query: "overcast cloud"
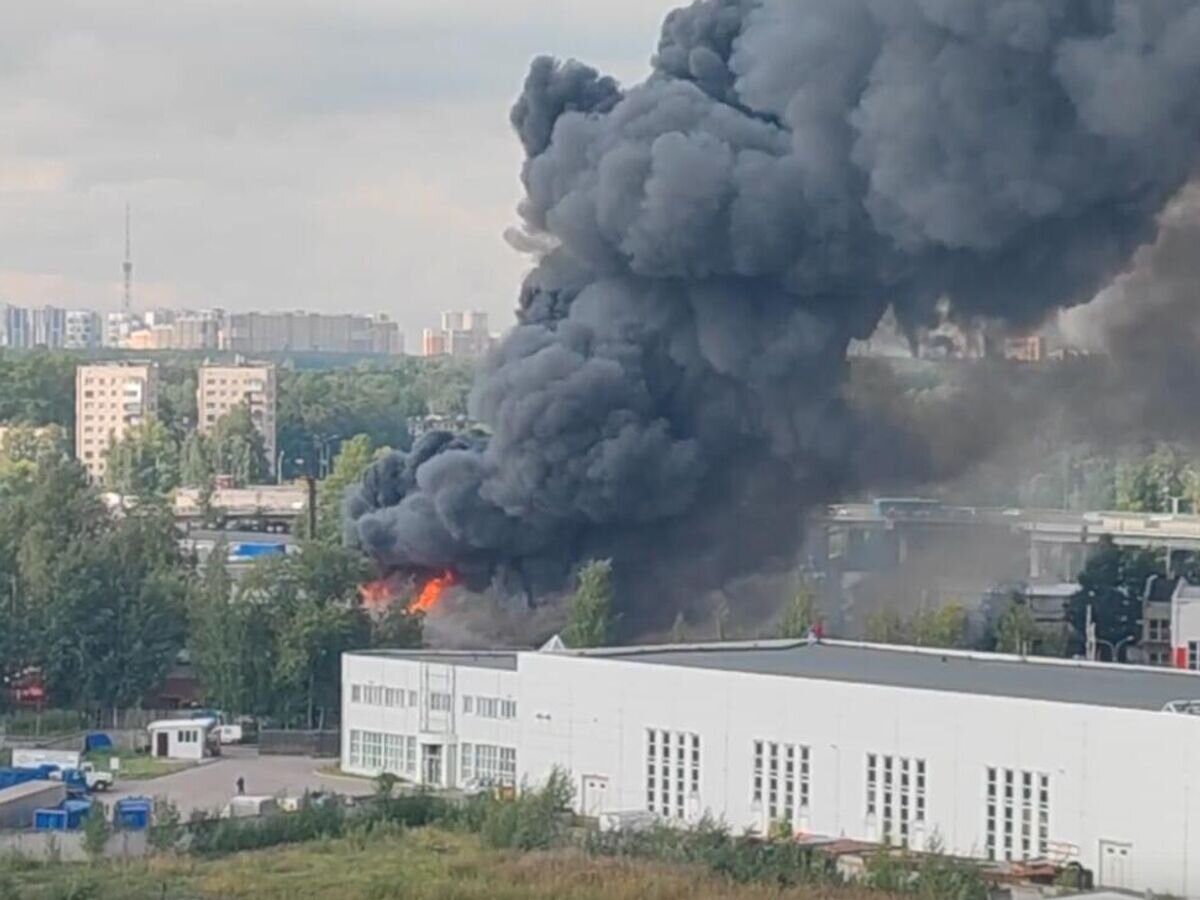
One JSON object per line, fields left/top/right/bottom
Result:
{"left": 0, "top": 0, "right": 676, "bottom": 342}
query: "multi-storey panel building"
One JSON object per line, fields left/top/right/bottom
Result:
{"left": 74, "top": 362, "right": 160, "bottom": 481}
{"left": 196, "top": 361, "right": 277, "bottom": 473}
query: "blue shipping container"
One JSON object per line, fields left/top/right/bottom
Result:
{"left": 114, "top": 796, "right": 151, "bottom": 830}
{"left": 84, "top": 732, "right": 114, "bottom": 753}
{"left": 228, "top": 542, "right": 285, "bottom": 561}
{"left": 33, "top": 800, "right": 91, "bottom": 831}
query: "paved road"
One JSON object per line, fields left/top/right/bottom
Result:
{"left": 107, "top": 747, "right": 371, "bottom": 816}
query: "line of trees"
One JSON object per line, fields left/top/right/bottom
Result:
{"left": 0, "top": 433, "right": 424, "bottom": 726}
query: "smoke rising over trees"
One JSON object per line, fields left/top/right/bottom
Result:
{"left": 347, "top": 0, "right": 1200, "bottom": 629}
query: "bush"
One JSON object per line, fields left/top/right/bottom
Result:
{"left": 81, "top": 802, "right": 110, "bottom": 861}
{"left": 863, "top": 843, "right": 988, "bottom": 900}
{"left": 585, "top": 817, "right": 832, "bottom": 889}
{"left": 455, "top": 770, "right": 574, "bottom": 852}
{"left": 148, "top": 797, "right": 183, "bottom": 852}
{"left": 189, "top": 799, "right": 348, "bottom": 857}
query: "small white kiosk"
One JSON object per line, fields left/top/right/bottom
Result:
{"left": 147, "top": 717, "right": 217, "bottom": 761}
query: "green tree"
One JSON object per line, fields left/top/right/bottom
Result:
{"left": 38, "top": 507, "right": 188, "bottom": 715}
{"left": 778, "top": 578, "right": 818, "bottom": 639}
{"left": 104, "top": 420, "right": 181, "bottom": 496}
{"left": 994, "top": 598, "right": 1040, "bottom": 655}
{"left": 1115, "top": 444, "right": 1197, "bottom": 513}
{"left": 81, "top": 801, "right": 111, "bottom": 860}
{"left": 179, "top": 431, "right": 214, "bottom": 488}
{"left": 158, "top": 365, "right": 198, "bottom": 438}
{"left": 864, "top": 607, "right": 907, "bottom": 644}
{"left": 910, "top": 604, "right": 968, "bottom": 648}
{"left": 209, "top": 404, "right": 268, "bottom": 486}
{"left": 187, "top": 538, "right": 250, "bottom": 714}
{"left": 316, "top": 434, "right": 375, "bottom": 544}
{"left": 562, "top": 559, "right": 615, "bottom": 649}
{"left": 0, "top": 424, "right": 68, "bottom": 464}
{"left": 0, "top": 350, "right": 76, "bottom": 428}
{"left": 276, "top": 366, "right": 420, "bottom": 480}
{"left": 1069, "top": 534, "right": 1160, "bottom": 660}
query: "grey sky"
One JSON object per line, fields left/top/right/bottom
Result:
{"left": 0, "top": 0, "right": 677, "bottom": 343}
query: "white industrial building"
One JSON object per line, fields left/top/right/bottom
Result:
{"left": 342, "top": 639, "right": 1200, "bottom": 896}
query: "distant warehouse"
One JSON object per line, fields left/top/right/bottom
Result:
{"left": 341, "top": 639, "right": 1200, "bottom": 896}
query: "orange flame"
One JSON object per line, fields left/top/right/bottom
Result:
{"left": 411, "top": 570, "right": 456, "bottom": 613}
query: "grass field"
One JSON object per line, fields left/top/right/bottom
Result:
{"left": 84, "top": 749, "right": 192, "bottom": 781}
{"left": 0, "top": 827, "right": 896, "bottom": 900}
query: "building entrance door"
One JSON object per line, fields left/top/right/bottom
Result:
{"left": 1098, "top": 840, "right": 1134, "bottom": 890}
{"left": 581, "top": 775, "right": 609, "bottom": 817}
{"left": 423, "top": 744, "right": 443, "bottom": 787}
{"left": 155, "top": 732, "right": 168, "bottom": 758}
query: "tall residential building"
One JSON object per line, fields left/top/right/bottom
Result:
{"left": 222, "top": 312, "right": 403, "bottom": 355}
{"left": 64, "top": 311, "right": 102, "bottom": 349}
{"left": 421, "top": 328, "right": 447, "bottom": 357}
{"left": 197, "top": 361, "right": 277, "bottom": 474}
{"left": 74, "top": 362, "right": 160, "bottom": 481}
{"left": 30, "top": 306, "right": 66, "bottom": 347}
{"left": 422, "top": 310, "right": 494, "bottom": 358}
{"left": 103, "top": 311, "right": 141, "bottom": 348}
{"left": 172, "top": 313, "right": 222, "bottom": 350}
{"left": 1, "top": 304, "right": 30, "bottom": 348}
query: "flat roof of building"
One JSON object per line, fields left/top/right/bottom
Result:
{"left": 352, "top": 649, "right": 518, "bottom": 672}
{"left": 584, "top": 640, "right": 1200, "bottom": 712}
{"left": 0, "top": 780, "right": 62, "bottom": 802}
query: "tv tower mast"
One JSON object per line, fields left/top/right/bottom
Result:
{"left": 122, "top": 203, "right": 133, "bottom": 315}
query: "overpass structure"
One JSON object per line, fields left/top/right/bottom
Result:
{"left": 173, "top": 485, "right": 306, "bottom": 534}
{"left": 819, "top": 501, "right": 1200, "bottom": 583}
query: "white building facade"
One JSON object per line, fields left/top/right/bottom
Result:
{"left": 341, "top": 640, "right": 1200, "bottom": 897}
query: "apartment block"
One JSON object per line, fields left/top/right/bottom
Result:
{"left": 421, "top": 310, "right": 494, "bottom": 358}
{"left": 196, "top": 361, "right": 277, "bottom": 473}
{"left": 65, "top": 311, "right": 102, "bottom": 349}
{"left": 222, "top": 312, "right": 402, "bottom": 355}
{"left": 74, "top": 362, "right": 160, "bottom": 481}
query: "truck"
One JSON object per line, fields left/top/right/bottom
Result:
{"left": 56, "top": 762, "right": 115, "bottom": 793}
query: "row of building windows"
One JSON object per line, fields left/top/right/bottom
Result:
{"left": 1188, "top": 641, "right": 1200, "bottom": 670}
{"left": 460, "top": 742, "right": 517, "bottom": 786}
{"left": 349, "top": 683, "right": 418, "bottom": 708}
{"left": 645, "top": 729, "right": 701, "bottom": 821}
{"left": 752, "top": 740, "right": 810, "bottom": 824}
{"left": 866, "top": 753, "right": 926, "bottom": 847}
{"left": 986, "top": 767, "right": 1050, "bottom": 862}
{"left": 347, "top": 729, "right": 418, "bottom": 776}
{"left": 462, "top": 695, "right": 517, "bottom": 719}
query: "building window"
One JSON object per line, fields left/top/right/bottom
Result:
{"left": 751, "top": 739, "right": 810, "bottom": 827}
{"left": 463, "top": 696, "right": 474, "bottom": 714}
{"left": 1189, "top": 642, "right": 1200, "bottom": 671}
{"left": 383, "top": 733, "right": 404, "bottom": 773}
{"left": 351, "top": 684, "right": 361, "bottom": 703}
{"left": 429, "top": 692, "right": 452, "bottom": 712}
{"left": 866, "top": 753, "right": 925, "bottom": 848}
{"left": 752, "top": 741, "right": 764, "bottom": 805}
{"left": 463, "top": 742, "right": 517, "bottom": 787}
{"left": 646, "top": 728, "right": 700, "bottom": 821}
{"left": 408, "top": 690, "right": 417, "bottom": 707}
{"left": 986, "top": 767, "right": 1049, "bottom": 862}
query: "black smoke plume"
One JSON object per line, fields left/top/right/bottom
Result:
{"left": 347, "top": 0, "right": 1200, "bottom": 630}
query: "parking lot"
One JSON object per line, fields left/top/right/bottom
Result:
{"left": 108, "top": 747, "right": 371, "bottom": 816}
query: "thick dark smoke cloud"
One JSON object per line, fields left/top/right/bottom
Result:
{"left": 348, "top": 0, "right": 1200, "bottom": 629}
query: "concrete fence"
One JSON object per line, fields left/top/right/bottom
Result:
{"left": 259, "top": 730, "right": 339, "bottom": 757}
{"left": 0, "top": 829, "right": 148, "bottom": 862}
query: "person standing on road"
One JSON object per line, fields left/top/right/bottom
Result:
{"left": 236, "top": 776, "right": 245, "bottom": 795}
